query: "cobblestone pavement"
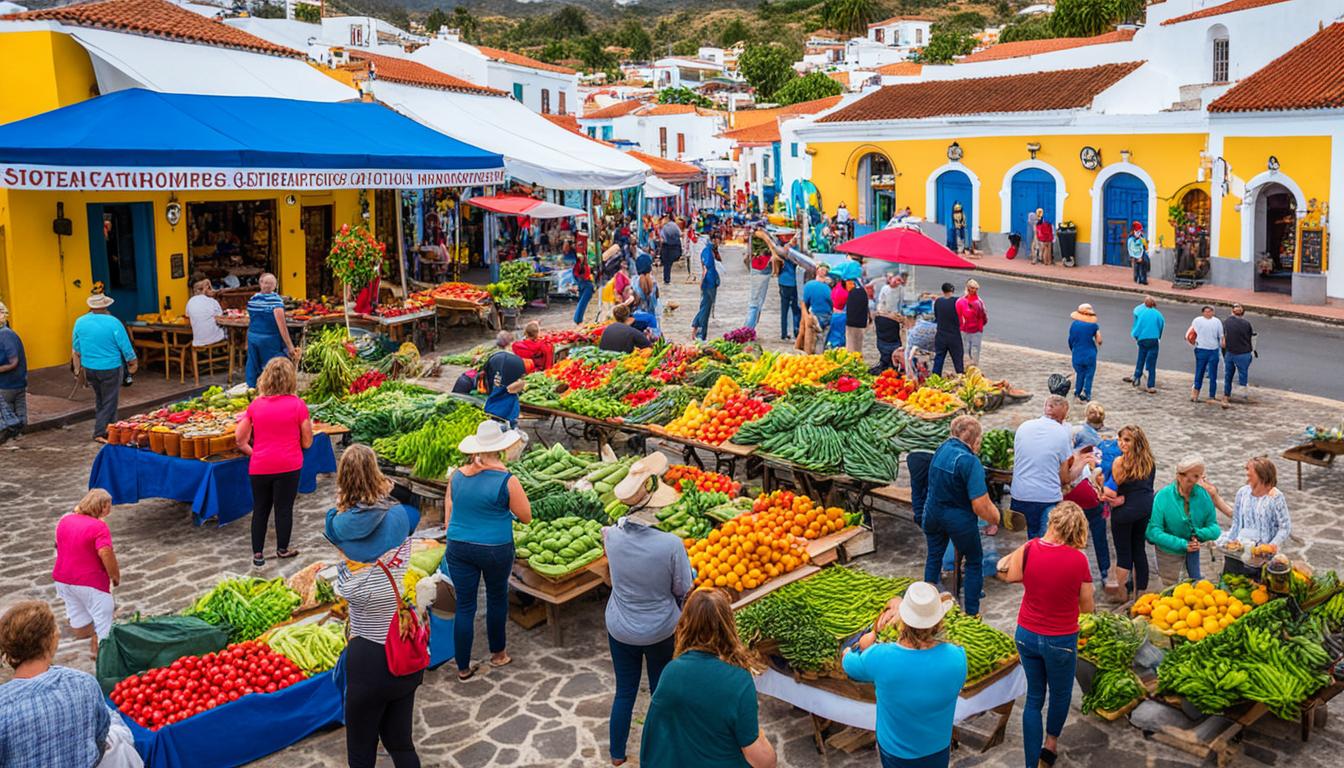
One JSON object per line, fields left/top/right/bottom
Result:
{"left": 3, "top": 244, "right": 1343, "bottom": 767}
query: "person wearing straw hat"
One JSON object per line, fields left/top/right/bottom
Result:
{"left": 71, "top": 286, "right": 137, "bottom": 441}
{"left": 0, "top": 300, "right": 26, "bottom": 444}
{"left": 842, "top": 582, "right": 966, "bottom": 768}
{"left": 1066, "top": 304, "right": 1102, "bottom": 402}
{"left": 604, "top": 452, "right": 692, "bottom": 766}
{"left": 443, "top": 421, "right": 532, "bottom": 681}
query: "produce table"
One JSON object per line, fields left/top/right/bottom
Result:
{"left": 645, "top": 429, "right": 756, "bottom": 477}
{"left": 435, "top": 295, "right": 498, "bottom": 330}
{"left": 730, "top": 526, "right": 871, "bottom": 610}
{"left": 1282, "top": 440, "right": 1343, "bottom": 490}
{"left": 521, "top": 403, "right": 650, "bottom": 453}
{"left": 358, "top": 308, "right": 437, "bottom": 346}
{"left": 89, "top": 433, "right": 337, "bottom": 525}
{"left": 507, "top": 558, "right": 610, "bottom": 646}
{"left": 754, "top": 662, "right": 1025, "bottom": 754}
{"left": 118, "top": 663, "right": 345, "bottom": 768}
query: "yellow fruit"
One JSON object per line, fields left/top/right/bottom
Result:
{"left": 1187, "top": 610, "right": 1203, "bottom": 627}
{"left": 1177, "top": 606, "right": 1191, "bottom": 620}
{"left": 1203, "top": 618, "right": 1220, "bottom": 633}
{"left": 1213, "top": 591, "right": 1229, "bottom": 606}
{"left": 1172, "top": 620, "right": 1187, "bottom": 631}
{"left": 1196, "top": 580, "right": 1215, "bottom": 594}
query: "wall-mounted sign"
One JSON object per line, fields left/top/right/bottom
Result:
{"left": 164, "top": 201, "right": 181, "bottom": 226}
{"left": 1079, "top": 146, "right": 1101, "bottom": 171}
{"left": 170, "top": 253, "right": 185, "bottom": 280}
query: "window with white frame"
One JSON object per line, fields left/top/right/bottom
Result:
{"left": 1212, "top": 37, "right": 1229, "bottom": 83}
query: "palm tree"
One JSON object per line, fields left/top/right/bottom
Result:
{"left": 823, "top": 0, "right": 881, "bottom": 38}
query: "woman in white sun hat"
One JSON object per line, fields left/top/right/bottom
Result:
{"left": 842, "top": 581, "right": 967, "bottom": 768}
{"left": 604, "top": 451, "right": 693, "bottom": 766}
{"left": 443, "top": 420, "right": 531, "bottom": 681}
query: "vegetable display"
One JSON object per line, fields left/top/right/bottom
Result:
{"left": 1077, "top": 612, "right": 1147, "bottom": 714}
{"left": 110, "top": 641, "right": 307, "bottom": 731}
{"left": 530, "top": 490, "right": 609, "bottom": 524}
{"left": 185, "top": 578, "right": 301, "bottom": 643}
{"left": 514, "top": 517, "right": 606, "bottom": 577}
{"left": 300, "top": 327, "right": 360, "bottom": 402}
{"left": 370, "top": 403, "right": 487, "bottom": 479}
{"left": 939, "top": 608, "right": 1019, "bottom": 682}
{"left": 663, "top": 465, "right": 741, "bottom": 496}
{"left": 655, "top": 481, "right": 730, "bottom": 539}
{"left": 979, "top": 428, "right": 1014, "bottom": 470}
{"left": 903, "top": 387, "right": 963, "bottom": 415}
{"left": 1082, "top": 669, "right": 1146, "bottom": 715}
{"left": 734, "top": 389, "right": 905, "bottom": 482}
{"left": 266, "top": 622, "right": 347, "bottom": 675}
{"left": 873, "top": 369, "right": 917, "bottom": 402}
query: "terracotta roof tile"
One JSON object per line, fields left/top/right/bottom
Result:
{"left": 584, "top": 99, "right": 648, "bottom": 119}
{"left": 540, "top": 112, "right": 581, "bottom": 132}
{"left": 729, "top": 95, "right": 842, "bottom": 129}
{"left": 817, "top": 62, "right": 1143, "bottom": 122}
{"left": 4, "top": 0, "right": 301, "bottom": 57}
{"left": 627, "top": 150, "right": 702, "bottom": 182}
{"left": 780, "top": 95, "right": 844, "bottom": 114}
{"left": 867, "top": 15, "right": 934, "bottom": 27}
{"left": 583, "top": 100, "right": 722, "bottom": 119}
{"left": 352, "top": 50, "right": 505, "bottom": 96}
{"left": 474, "top": 45, "right": 576, "bottom": 75}
{"left": 1162, "top": 0, "right": 1290, "bottom": 25}
{"left": 957, "top": 29, "right": 1135, "bottom": 63}
{"left": 876, "top": 62, "right": 923, "bottom": 76}
{"left": 1209, "top": 22, "right": 1344, "bottom": 112}
{"left": 721, "top": 121, "right": 780, "bottom": 144}
{"left": 827, "top": 71, "right": 850, "bottom": 87}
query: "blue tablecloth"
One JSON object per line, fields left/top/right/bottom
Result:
{"left": 119, "top": 664, "right": 345, "bottom": 768}
{"left": 89, "top": 433, "right": 337, "bottom": 525}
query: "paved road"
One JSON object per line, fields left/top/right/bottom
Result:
{"left": 915, "top": 268, "right": 1344, "bottom": 400}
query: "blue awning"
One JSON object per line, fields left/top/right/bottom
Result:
{"left": 0, "top": 89, "right": 505, "bottom": 190}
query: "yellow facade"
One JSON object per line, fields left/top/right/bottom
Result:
{"left": 808, "top": 133, "right": 1209, "bottom": 248}
{"left": 0, "top": 31, "right": 99, "bottom": 125}
{"left": 1217, "top": 135, "right": 1332, "bottom": 259}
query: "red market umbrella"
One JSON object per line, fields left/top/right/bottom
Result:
{"left": 836, "top": 225, "right": 976, "bottom": 269}
{"left": 465, "top": 194, "right": 586, "bottom": 219}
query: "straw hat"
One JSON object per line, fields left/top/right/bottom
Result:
{"left": 1070, "top": 303, "right": 1097, "bottom": 322}
{"left": 458, "top": 420, "right": 523, "bottom": 455}
{"left": 899, "top": 582, "right": 954, "bottom": 629}
{"left": 614, "top": 453, "right": 679, "bottom": 509}
{"left": 87, "top": 289, "right": 115, "bottom": 309}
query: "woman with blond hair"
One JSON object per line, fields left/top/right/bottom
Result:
{"left": 52, "top": 488, "right": 120, "bottom": 659}
{"left": 1104, "top": 424, "right": 1157, "bottom": 600}
{"left": 640, "top": 589, "right": 776, "bottom": 768}
{"left": 324, "top": 444, "right": 422, "bottom": 768}
{"left": 998, "top": 501, "right": 1095, "bottom": 768}
{"left": 236, "top": 356, "right": 313, "bottom": 567}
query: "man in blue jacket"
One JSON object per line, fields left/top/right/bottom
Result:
{"left": 691, "top": 232, "right": 721, "bottom": 341}
{"left": 1125, "top": 295, "right": 1165, "bottom": 392}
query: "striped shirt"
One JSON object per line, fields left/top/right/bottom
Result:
{"left": 336, "top": 539, "right": 412, "bottom": 644}
{"left": 1217, "top": 486, "right": 1291, "bottom": 549}
{"left": 246, "top": 291, "right": 285, "bottom": 338}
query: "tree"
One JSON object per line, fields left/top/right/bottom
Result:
{"left": 772, "top": 71, "right": 843, "bottom": 106}
{"left": 450, "top": 7, "right": 479, "bottom": 43}
{"left": 999, "top": 14, "right": 1056, "bottom": 43}
{"left": 252, "top": 1, "right": 285, "bottom": 19}
{"left": 658, "top": 87, "right": 713, "bottom": 107}
{"left": 549, "top": 5, "right": 590, "bottom": 38}
{"left": 822, "top": 0, "right": 881, "bottom": 37}
{"left": 1051, "top": 0, "right": 1120, "bottom": 38}
{"left": 944, "top": 11, "right": 988, "bottom": 31}
{"left": 720, "top": 18, "right": 752, "bottom": 47}
{"left": 615, "top": 18, "right": 653, "bottom": 62}
{"left": 916, "top": 26, "right": 976, "bottom": 64}
{"left": 539, "top": 40, "right": 571, "bottom": 63}
{"left": 578, "top": 35, "right": 615, "bottom": 71}
{"left": 739, "top": 43, "right": 797, "bottom": 101}
{"left": 424, "top": 8, "right": 448, "bottom": 35}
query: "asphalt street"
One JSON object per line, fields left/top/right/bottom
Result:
{"left": 913, "top": 268, "right": 1344, "bottom": 400}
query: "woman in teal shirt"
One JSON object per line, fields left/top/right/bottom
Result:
{"left": 1147, "top": 455, "right": 1221, "bottom": 584}
{"left": 443, "top": 421, "right": 531, "bottom": 680}
{"left": 843, "top": 581, "right": 967, "bottom": 768}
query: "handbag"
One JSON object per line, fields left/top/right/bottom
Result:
{"left": 376, "top": 559, "right": 430, "bottom": 677}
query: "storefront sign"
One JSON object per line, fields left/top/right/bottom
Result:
{"left": 1296, "top": 227, "right": 1325, "bottom": 274}
{"left": 170, "top": 253, "right": 185, "bottom": 280}
{"left": 0, "top": 165, "right": 506, "bottom": 191}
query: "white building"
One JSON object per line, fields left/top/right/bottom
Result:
{"left": 866, "top": 16, "right": 933, "bottom": 48}
{"left": 719, "top": 96, "right": 845, "bottom": 211}
{"left": 649, "top": 56, "right": 726, "bottom": 90}
{"left": 411, "top": 32, "right": 579, "bottom": 115}
{"left": 579, "top": 100, "right": 730, "bottom": 163}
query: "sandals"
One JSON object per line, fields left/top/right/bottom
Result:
{"left": 457, "top": 663, "right": 481, "bottom": 681}
{"left": 490, "top": 653, "right": 512, "bottom": 668}
{"left": 1039, "top": 747, "right": 1058, "bottom": 766}
{"left": 275, "top": 548, "right": 300, "bottom": 559}
{"left": 252, "top": 553, "right": 265, "bottom": 567}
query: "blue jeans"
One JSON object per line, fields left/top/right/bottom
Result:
{"left": 779, "top": 285, "right": 801, "bottom": 338}
{"left": 1085, "top": 505, "right": 1110, "bottom": 580}
{"left": 1133, "top": 339, "right": 1159, "bottom": 388}
{"left": 1071, "top": 357, "right": 1095, "bottom": 399}
{"left": 609, "top": 633, "right": 675, "bottom": 761}
{"left": 906, "top": 452, "right": 933, "bottom": 528}
{"left": 1223, "top": 351, "right": 1252, "bottom": 396}
{"left": 574, "top": 279, "right": 594, "bottom": 324}
{"left": 922, "top": 507, "right": 983, "bottom": 616}
{"left": 692, "top": 283, "right": 717, "bottom": 341}
{"left": 1133, "top": 257, "right": 1149, "bottom": 284}
{"left": 1015, "top": 626, "right": 1078, "bottom": 768}
{"left": 1011, "top": 499, "right": 1056, "bottom": 540}
{"left": 745, "top": 270, "right": 771, "bottom": 329}
{"left": 880, "top": 745, "right": 950, "bottom": 768}
{"left": 1193, "top": 348, "right": 1219, "bottom": 398}
{"left": 444, "top": 540, "right": 513, "bottom": 672}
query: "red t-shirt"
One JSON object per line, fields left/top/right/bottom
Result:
{"left": 53, "top": 513, "right": 114, "bottom": 592}
{"left": 1016, "top": 539, "right": 1092, "bottom": 636}
{"left": 243, "top": 395, "right": 309, "bottom": 475}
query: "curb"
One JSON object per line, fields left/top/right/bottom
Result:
{"left": 969, "top": 263, "right": 1344, "bottom": 327}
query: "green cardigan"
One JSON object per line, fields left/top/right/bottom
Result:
{"left": 1146, "top": 483, "right": 1222, "bottom": 555}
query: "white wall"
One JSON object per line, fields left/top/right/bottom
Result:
{"left": 411, "top": 40, "right": 578, "bottom": 115}
{"left": 592, "top": 112, "right": 730, "bottom": 162}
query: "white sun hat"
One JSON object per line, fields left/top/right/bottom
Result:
{"left": 899, "top": 581, "right": 955, "bottom": 629}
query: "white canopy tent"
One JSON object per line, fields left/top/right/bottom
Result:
{"left": 643, "top": 175, "right": 679, "bottom": 198}
{"left": 372, "top": 81, "right": 648, "bottom": 191}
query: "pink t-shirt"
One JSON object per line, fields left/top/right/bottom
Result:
{"left": 52, "top": 513, "right": 113, "bottom": 592}
{"left": 242, "top": 394, "right": 309, "bottom": 475}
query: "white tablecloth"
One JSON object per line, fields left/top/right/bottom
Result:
{"left": 754, "top": 665, "right": 1027, "bottom": 731}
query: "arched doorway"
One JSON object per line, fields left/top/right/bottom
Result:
{"left": 1101, "top": 172, "right": 1149, "bottom": 266}
{"left": 1173, "top": 188, "right": 1210, "bottom": 278}
{"left": 857, "top": 153, "right": 895, "bottom": 234}
{"left": 1010, "top": 167, "right": 1055, "bottom": 242}
{"left": 1254, "top": 183, "right": 1297, "bottom": 294}
{"left": 935, "top": 169, "right": 973, "bottom": 239}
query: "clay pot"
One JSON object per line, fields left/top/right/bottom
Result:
{"left": 162, "top": 431, "right": 181, "bottom": 457}
{"left": 148, "top": 431, "right": 166, "bottom": 454}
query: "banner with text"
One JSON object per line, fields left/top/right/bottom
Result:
{"left": 1, "top": 165, "right": 507, "bottom": 191}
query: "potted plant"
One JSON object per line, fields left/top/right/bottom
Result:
{"left": 327, "top": 224, "right": 385, "bottom": 330}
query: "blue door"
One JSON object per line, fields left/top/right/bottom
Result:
{"left": 1010, "top": 168, "right": 1055, "bottom": 241}
{"left": 1103, "top": 173, "right": 1148, "bottom": 266}
{"left": 935, "top": 170, "right": 973, "bottom": 231}
{"left": 87, "top": 202, "right": 158, "bottom": 324}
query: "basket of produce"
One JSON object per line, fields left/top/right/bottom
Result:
{"left": 955, "top": 367, "right": 1004, "bottom": 413}
{"left": 512, "top": 517, "right": 606, "bottom": 582}
{"left": 1076, "top": 612, "right": 1148, "bottom": 718}
{"left": 1130, "top": 579, "right": 1257, "bottom": 645}
{"left": 901, "top": 387, "right": 965, "bottom": 419}
{"left": 978, "top": 428, "right": 1015, "bottom": 472}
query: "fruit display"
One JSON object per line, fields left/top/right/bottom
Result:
{"left": 430, "top": 281, "right": 490, "bottom": 303}
{"left": 955, "top": 367, "right": 1003, "bottom": 411}
{"left": 623, "top": 385, "right": 706, "bottom": 425}
{"left": 734, "top": 389, "right": 906, "bottom": 481}
{"left": 265, "top": 622, "right": 347, "bottom": 675}
{"left": 1131, "top": 580, "right": 1253, "bottom": 642}
{"left": 703, "top": 375, "right": 742, "bottom": 407}
{"left": 110, "top": 641, "right": 308, "bottom": 731}
{"left": 623, "top": 387, "right": 659, "bottom": 407}
{"left": 370, "top": 403, "right": 488, "bottom": 479}
{"left": 184, "top": 578, "right": 302, "bottom": 643}
{"left": 903, "top": 386, "right": 963, "bottom": 416}
{"left": 513, "top": 517, "right": 606, "bottom": 577}
{"left": 347, "top": 370, "right": 387, "bottom": 395}
{"left": 873, "top": 369, "right": 917, "bottom": 402}
{"left": 547, "top": 357, "right": 617, "bottom": 391}
{"left": 753, "top": 350, "right": 858, "bottom": 392}
{"left": 663, "top": 465, "right": 741, "bottom": 496}
{"left": 1158, "top": 599, "right": 1333, "bottom": 719}
{"left": 979, "top": 428, "right": 1015, "bottom": 470}
{"left": 684, "top": 490, "right": 836, "bottom": 591}
{"left": 664, "top": 391, "right": 772, "bottom": 445}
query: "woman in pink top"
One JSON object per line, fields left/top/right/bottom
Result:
{"left": 236, "top": 357, "right": 313, "bottom": 567}
{"left": 53, "top": 489, "right": 121, "bottom": 658}
{"left": 997, "top": 501, "right": 1094, "bottom": 768}
{"left": 955, "top": 279, "right": 988, "bottom": 367}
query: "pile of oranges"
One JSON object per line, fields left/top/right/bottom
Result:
{"left": 686, "top": 493, "right": 823, "bottom": 592}
{"left": 904, "top": 387, "right": 961, "bottom": 414}
{"left": 760, "top": 354, "right": 842, "bottom": 392}
{"left": 1131, "top": 580, "right": 1255, "bottom": 642}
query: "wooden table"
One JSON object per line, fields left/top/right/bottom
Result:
{"left": 507, "top": 558, "right": 610, "bottom": 646}
{"left": 644, "top": 428, "right": 756, "bottom": 476}
{"left": 358, "top": 308, "right": 438, "bottom": 347}
{"left": 128, "top": 323, "right": 194, "bottom": 380}
{"left": 520, "top": 404, "right": 650, "bottom": 453}
{"left": 1282, "top": 440, "right": 1343, "bottom": 489}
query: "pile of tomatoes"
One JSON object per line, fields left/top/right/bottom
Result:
{"left": 663, "top": 464, "right": 740, "bottom": 496}
{"left": 430, "top": 282, "right": 489, "bottom": 303}
{"left": 666, "top": 394, "right": 771, "bottom": 445}
{"left": 110, "top": 641, "right": 307, "bottom": 731}
{"left": 874, "top": 369, "right": 917, "bottom": 402}
{"left": 547, "top": 359, "right": 615, "bottom": 390}
{"left": 623, "top": 388, "right": 659, "bottom": 407}
{"left": 536, "top": 329, "right": 592, "bottom": 346}
{"left": 649, "top": 347, "right": 696, "bottom": 384}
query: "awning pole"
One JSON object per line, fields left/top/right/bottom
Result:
{"left": 454, "top": 191, "right": 461, "bottom": 282}
{"left": 395, "top": 189, "right": 408, "bottom": 297}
